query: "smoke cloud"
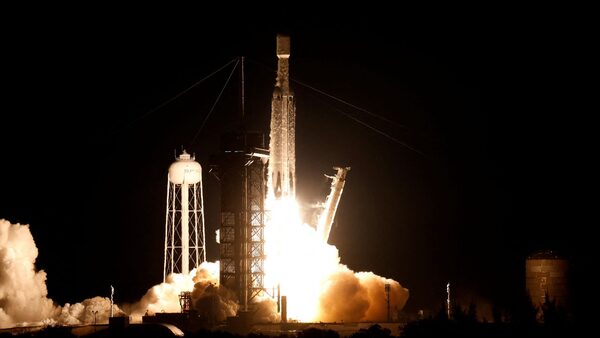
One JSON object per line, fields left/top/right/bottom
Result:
{"left": 0, "top": 219, "right": 56, "bottom": 327}
{"left": 1, "top": 214, "right": 408, "bottom": 328}
{"left": 190, "top": 269, "right": 238, "bottom": 323}
{"left": 127, "top": 261, "right": 238, "bottom": 323}
{"left": 304, "top": 253, "right": 409, "bottom": 323}
{"left": 54, "top": 296, "right": 124, "bottom": 326}
{"left": 1, "top": 219, "right": 258, "bottom": 328}
{"left": 0, "top": 219, "right": 123, "bottom": 328}
{"left": 263, "top": 198, "right": 409, "bottom": 322}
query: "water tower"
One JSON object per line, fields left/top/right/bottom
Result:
{"left": 526, "top": 250, "right": 569, "bottom": 312}
{"left": 163, "top": 150, "right": 206, "bottom": 280}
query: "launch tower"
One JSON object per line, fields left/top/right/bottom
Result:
{"left": 215, "top": 34, "right": 296, "bottom": 310}
{"left": 214, "top": 132, "right": 268, "bottom": 309}
{"left": 213, "top": 56, "right": 269, "bottom": 309}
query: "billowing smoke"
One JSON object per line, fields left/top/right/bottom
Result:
{"left": 127, "top": 271, "right": 195, "bottom": 316}
{"left": 357, "top": 272, "right": 408, "bottom": 320}
{"left": 54, "top": 296, "right": 124, "bottom": 326}
{"left": 1, "top": 218, "right": 264, "bottom": 328}
{"left": 2, "top": 206, "right": 408, "bottom": 328}
{"left": 0, "top": 219, "right": 123, "bottom": 328}
{"left": 252, "top": 296, "right": 279, "bottom": 323}
{"left": 0, "top": 219, "right": 56, "bottom": 327}
{"left": 288, "top": 243, "right": 409, "bottom": 323}
{"left": 190, "top": 268, "right": 238, "bottom": 323}
{"left": 263, "top": 198, "right": 409, "bottom": 322}
{"left": 128, "top": 263, "right": 283, "bottom": 324}
{"left": 318, "top": 268, "right": 408, "bottom": 322}
{"left": 128, "top": 261, "right": 238, "bottom": 323}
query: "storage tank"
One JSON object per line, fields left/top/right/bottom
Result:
{"left": 168, "top": 151, "right": 202, "bottom": 184}
{"left": 525, "top": 250, "right": 569, "bottom": 311}
{"left": 163, "top": 150, "right": 206, "bottom": 280}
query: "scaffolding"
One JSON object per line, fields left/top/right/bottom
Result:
{"left": 213, "top": 132, "right": 268, "bottom": 309}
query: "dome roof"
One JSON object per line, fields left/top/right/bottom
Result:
{"left": 527, "top": 250, "right": 564, "bottom": 260}
{"left": 168, "top": 150, "right": 202, "bottom": 185}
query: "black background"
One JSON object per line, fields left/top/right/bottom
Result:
{"left": 0, "top": 6, "right": 591, "bottom": 320}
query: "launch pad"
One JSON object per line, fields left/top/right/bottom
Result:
{"left": 149, "top": 33, "right": 407, "bottom": 329}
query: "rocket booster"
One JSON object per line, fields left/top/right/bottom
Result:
{"left": 268, "top": 34, "right": 296, "bottom": 200}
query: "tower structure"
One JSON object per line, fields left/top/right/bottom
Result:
{"left": 526, "top": 250, "right": 570, "bottom": 318}
{"left": 214, "top": 132, "right": 268, "bottom": 309}
{"left": 213, "top": 56, "right": 268, "bottom": 309}
{"left": 267, "top": 34, "right": 296, "bottom": 200}
{"left": 163, "top": 150, "right": 207, "bottom": 281}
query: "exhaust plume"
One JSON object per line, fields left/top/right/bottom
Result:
{"left": 2, "top": 193, "right": 409, "bottom": 327}
{"left": 263, "top": 198, "right": 409, "bottom": 322}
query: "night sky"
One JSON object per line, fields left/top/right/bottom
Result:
{"left": 1, "top": 8, "right": 590, "bottom": 320}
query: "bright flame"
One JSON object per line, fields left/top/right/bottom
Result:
{"left": 263, "top": 196, "right": 409, "bottom": 322}
{"left": 264, "top": 197, "right": 339, "bottom": 321}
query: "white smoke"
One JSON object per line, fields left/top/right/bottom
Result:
{"left": 127, "top": 271, "right": 195, "bottom": 317}
{"left": 116, "top": 196, "right": 409, "bottom": 325}
{"left": 1, "top": 218, "right": 243, "bottom": 328}
{"left": 190, "top": 263, "right": 238, "bottom": 323}
{"left": 0, "top": 219, "right": 56, "bottom": 327}
{"left": 318, "top": 269, "right": 408, "bottom": 322}
{"left": 53, "top": 296, "right": 124, "bottom": 326}
{"left": 0, "top": 219, "right": 124, "bottom": 328}
{"left": 127, "top": 261, "right": 238, "bottom": 323}
{"left": 1, "top": 211, "right": 408, "bottom": 328}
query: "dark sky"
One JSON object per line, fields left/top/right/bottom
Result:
{"left": 0, "top": 7, "right": 591, "bottom": 319}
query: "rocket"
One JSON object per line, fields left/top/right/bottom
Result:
{"left": 268, "top": 34, "right": 296, "bottom": 200}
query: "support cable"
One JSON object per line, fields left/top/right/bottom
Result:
{"left": 111, "top": 58, "right": 237, "bottom": 134}
{"left": 313, "top": 92, "right": 428, "bottom": 158}
{"left": 248, "top": 58, "right": 407, "bottom": 129}
{"left": 292, "top": 78, "right": 407, "bottom": 130}
{"left": 190, "top": 58, "right": 240, "bottom": 146}
{"left": 249, "top": 58, "right": 425, "bottom": 157}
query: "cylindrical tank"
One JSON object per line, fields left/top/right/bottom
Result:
{"left": 168, "top": 151, "right": 202, "bottom": 184}
{"left": 525, "top": 250, "right": 569, "bottom": 310}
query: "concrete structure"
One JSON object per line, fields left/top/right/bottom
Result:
{"left": 526, "top": 250, "right": 569, "bottom": 311}
{"left": 163, "top": 150, "right": 206, "bottom": 280}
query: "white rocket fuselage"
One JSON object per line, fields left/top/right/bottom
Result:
{"left": 268, "top": 35, "right": 296, "bottom": 200}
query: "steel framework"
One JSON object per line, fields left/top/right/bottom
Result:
{"left": 215, "top": 132, "right": 268, "bottom": 309}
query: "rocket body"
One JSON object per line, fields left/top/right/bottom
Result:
{"left": 268, "top": 35, "right": 296, "bottom": 200}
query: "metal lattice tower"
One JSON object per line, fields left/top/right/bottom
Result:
{"left": 246, "top": 150, "right": 267, "bottom": 303}
{"left": 163, "top": 150, "right": 207, "bottom": 281}
{"left": 214, "top": 132, "right": 268, "bottom": 310}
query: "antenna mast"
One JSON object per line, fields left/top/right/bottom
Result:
{"left": 241, "top": 56, "right": 245, "bottom": 119}
{"left": 447, "top": 282, "right": 451, "bottom": 319}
